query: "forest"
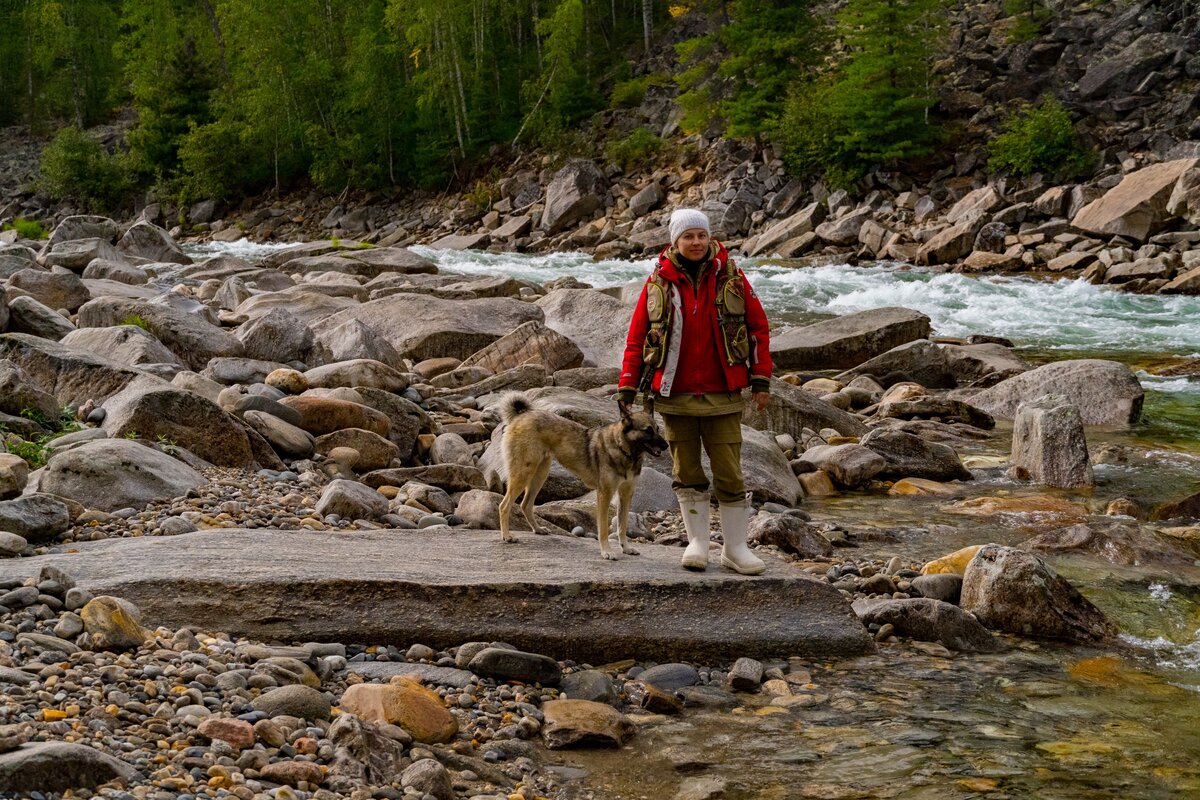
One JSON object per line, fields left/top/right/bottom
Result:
{"left": 0, "top": 0, "right": 998, "bottom": 207}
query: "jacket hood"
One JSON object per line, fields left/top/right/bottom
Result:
{"left": 656, "top": 241, "right": 728, "bottom": 282}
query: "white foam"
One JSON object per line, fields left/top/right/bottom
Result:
{"left": 1149, "top": 582, "right": 1174, "bottom": 602}
{"left": 182, "top": 239, "right": 297, "bottom": 262}
{"left": 1121, "top": 630, "right": 1200, "bottom": 672}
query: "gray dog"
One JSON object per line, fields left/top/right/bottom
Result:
{"left": 497, "top": 393, "right": 667, "bottom": 560}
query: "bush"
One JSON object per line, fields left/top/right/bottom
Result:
{"left": 610, "top": 73, "right": 672, "bottom": 109}
{"left": 604, "top": 128, "right": 664, "bottom": 172}
{"left": 1, "top": 218, "right": 47, "bottom": 240}
{"left": 39, "top": 127, "right": 133, "bottom": 213}
{"left": 176, "top": 119, "right": 275, "bottom": 203}
{"left": 988, "top": 96, "right": 1092, "bottom": 177}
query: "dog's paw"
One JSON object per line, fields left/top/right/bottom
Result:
{"left": 501, "top": 535, "right": 520, "bottom": 544}
{"left": 623, "top": 545, "right": 640, "bottom": 556}
{"left": 602, "top": 551, "right": 619, "bottom": 561}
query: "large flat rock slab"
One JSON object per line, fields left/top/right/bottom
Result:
{"left": 4, "top": 529, "right": 872, "bottom": 662}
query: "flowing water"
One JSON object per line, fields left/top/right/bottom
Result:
{"left": 192, "top": 241, "right": 1200, "bottom": 798}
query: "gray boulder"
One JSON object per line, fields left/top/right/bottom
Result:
{"left": 243, "top": 410, "right": 315, "bottom": 460}
{"left": 305, "top": 359, "right": 408, "bottom": 392}
{"left": 0, "top": 333, "right": 148, "bottom": 407}
{"left": 236, "top": 308, "right": 315, "bottom": 364}
{"left": 77, "top": 296, "right": 243, "bottom": 370}
{"left": 747, "top": 513, "right": 831, "bottom": 557}
{"left": 0, "top": 741, "right": 139, "bottom": 793}
{"left": 858, "top": 598, "right": 999, "bottom": 652}
{"left": 967, "top": 359, "right": 1144, "bottom": 425}
{"left": 771, "top": 307, "right": 932, "bottom": 371}
{"left": 313, "top": 318, "right": 404, "bottom": 369}
{"left": 6, "top": 296, "right": 76, "bottom": 340}
{"left": 40, "top": 238, "right": 122, "bottom": 271}
{"left": 250, "top": 684, "right": 331, "bottom": 721}
{"left": 798, "top": 444, "right": 886, "bottom": 488}
{"left": 467, "top": 647, "right": 562, "bottom": 686}
{"left": 860, "top": 428, "right": 972, "bottom": 482}
{"left": 60, "top": 325, "right": 183, "bottom": 368}
{"left": 100, "top": 383, "right": 255, "bottom": 467}
{"left": 42, "top": 215, "right": 118, "bottom": 249}
{"left": 8, "top": 268, "right": 91, "bottom": 312}
{"left": 1078, "top": 33, "right": 1184, "bottom": 100}
{"left": 315, "top": 479, "right": 388, "bottom": 520}
{"left": 838, "top": 339, "right": 1028, "bottom": 389}
{"left": 117, "top": 221, "right": 191, "bottom": 264}
{"left": 535, "top": 288, "right": 629, "bottom": 368}
{"left": 0, "top": 494, "right": 70, "bottom": 543}
{"left": 460, "top": 320, "right": 584, "bottom": 374}
{"left": 39, "top": 439, "right": 206, "bottom": 513}
{"left": 542, "top": 160, "right": 604, "bottom": 234}
{"left": 960, "top": 544, "right": 1118, "bottom": 643}
{"left": 0, "top": 360, "right": 59, "bottom": 422}
{"left": 743, "top": 377, "right": 868, "bottom": 439}
{"left": 1010, "top": 394, "right": 1093, "bottom": 488}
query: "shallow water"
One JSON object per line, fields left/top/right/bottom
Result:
{"left": 190, "top": 241, "right": 1200, "bottom": 798}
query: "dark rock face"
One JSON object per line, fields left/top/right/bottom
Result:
{"left": 858, "top": 598, "right": 1000, "bottom": 652}
{"left": 860, "top": 429, "right": 973, "bottom": 482}
{"left": 960, "top": 544, "right": 1119, "bottom": 644}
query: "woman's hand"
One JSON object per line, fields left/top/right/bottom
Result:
{"left": 753, "top": 391, "right": 769, "bottom": 412}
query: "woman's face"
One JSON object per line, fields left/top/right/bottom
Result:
{"left": 675, "top": 228, "right": 710, "bottom": 261}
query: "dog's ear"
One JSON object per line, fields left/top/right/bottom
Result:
{"left": 619, "top": 402, "right": 632, "bottom": 422}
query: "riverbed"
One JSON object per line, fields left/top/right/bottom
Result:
{"left": 189, "top": 241, "right": 1200, "bottom": 799}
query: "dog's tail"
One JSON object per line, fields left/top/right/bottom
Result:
{"left": 499, "top": 392, "right": 533, "bottom": 424}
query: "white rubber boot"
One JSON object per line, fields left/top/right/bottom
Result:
{"left": 719, "top": 500, "right": 765, "bottom": 575}
{"left": 677, "top": 489, "right": 711, "bottom": 570}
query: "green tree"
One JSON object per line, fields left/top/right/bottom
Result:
{"left": 988, "top": 95, "right": 1091, "bottom": 177}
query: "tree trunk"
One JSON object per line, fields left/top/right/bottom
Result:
{"left": 642, "top": 0, "right": 652, "bottom": 53}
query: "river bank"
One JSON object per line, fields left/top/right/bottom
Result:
{"left": 0, "top": 217, "right": 1199, "bottom": 798}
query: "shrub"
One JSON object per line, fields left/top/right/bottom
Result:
{"left": 604, "top": 127, "right": 664, "bottom": 172}
{"left": 988, "top": 96, "right": 1092, "bottom": 176}
{"left": 610, "top": 73, "right": 672, "bottom": 109}
{"left": 1, "top": 218, "right": 47, "bottom": 240}
{"left": 39, "top": 127, "right": 133, "bottom": 213}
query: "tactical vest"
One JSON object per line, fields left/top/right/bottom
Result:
{"left": 640, "top": 256, "right": 750, "bottom": 386}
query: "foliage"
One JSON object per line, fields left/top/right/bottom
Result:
{"left": 610, "top": 72, "right": 672, "bottom": 108}
{"left": 119, "top": 314, "right": 150, "bottom": 330}
{"left": 38, "top": 126, "right": 133, "bottom": 213}
{"left": 988, "top": 96, "right": 1092, "bottom": 176}
{"left": 1, "top": 218, "right": 48, "bottom": 240}
{"left": 775, "top": 0, "right": 949, "bottom": 181}
{"left": 675, "top": 0, "right": 824, "bottom": 138}
{"left": 605, "top": 127, "right": 664, "bottom": 171}
{"left": 1005, "top": 0, "right": 1052, "bottom": 41}
{"left": 5, "top": 408, "right": 84, "bottom": 469}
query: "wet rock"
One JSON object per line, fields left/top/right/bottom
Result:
{"left": 910, "top": 573, "right": 963, "bottom": 604}
{"left": 468, "top": 647, "right": 562, "bottom": 686}
{"left": 726, "top": 657, "right": 764, "bottom": 691}
{"left": 860, "top": 429, "right": 972, "bottom": 482}
{"left": 1011, "top": 394, "right": 1093, "bottom": 488}
{"left": 0, "top": 741, "right": 139, "bottom": 792}
{"left": 968, "top": 359, "right": 1144, "bottom": 425}
{"left": 1153, "top": 489, "right": 1200, "bottom": 522}
{"left": 338, "top": 678, "right": 457, "bottom": 743}
{"left": 858, "top": 598, "right": 999, "bottom": 652}
{"left": 1022, "top": 522, "right": 1198, "bottom": 567}
{"left": 639, "top": 663, "right": 700, "bottom": 691}
{"left": 747, "top": 513, "right": 832, "bottom": 557}
{"left": 770, "top": 307, "right": 931, "bottom": 371}
{"left": 542, "top": 699, "right": 635, "bottom": 749}
{"left": 561, "top": 670, "right": 618, "bottom": 704}
{"left": 921, "top": 545, "right": 984, "bottom": 576}
{"left": 960, "top": 544, "right": 1118, "bottom": 643}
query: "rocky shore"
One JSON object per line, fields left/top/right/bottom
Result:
{"left": 0, "top": 213, "right": 1198, "bottom": 798}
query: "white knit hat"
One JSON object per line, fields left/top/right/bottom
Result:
{"left": 669, "top": 208, "right": 711, "bottom": 246}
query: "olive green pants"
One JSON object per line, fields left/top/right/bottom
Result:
{"left": 661, "top": 412, "right": 746, "bottom": 505}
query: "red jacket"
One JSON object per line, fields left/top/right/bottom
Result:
{"left": 619, "top": 242, "right": 772, "bottom": 398}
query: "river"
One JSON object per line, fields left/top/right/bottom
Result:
{"left": 188, "top": 240, "right": 1200, "bottom": 798}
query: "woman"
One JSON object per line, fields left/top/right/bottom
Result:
{"left": 616, "top": 208, "right": 773, "bottom": 574}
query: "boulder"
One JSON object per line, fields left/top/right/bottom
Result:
{"left": 80, "top": 596, "right": 149, "bottom": 650}
{"left": 8, "top": 268, "right": 91, "bottom": 312}
{"left": 40, "top": 238, "right": 122, "bottom": 271}
{"left": 0, "top": 741, "right": 138, "bottom": 793}
{"left": 312, "top": 318, "right": 404, "bottom": 369}
{"left": 197, "top": 718, "right": 255, "bottom": 751}
{"left": 741, "top": 427, "right": 803, "bottom": 505}
{"left": 77, "top": 296, "right": 243, "bottom": 370}
{"left": 749, "top": 203, "right": 827, "bottom": 256}
{"left": 42, "top": 215, "right": 118, "bottom": 249}
{"left": 747, "top": 513, "right": 831, "bottom": 557}
{"left": 312, "top": 294, "right": 541, "bottom": 362}
{"left": 743, "top": 377, "right": 868, "bottom": 439}
{"left": 326, "top": 713, "right": 407, "bottom": 791}
{"left": 0, "top": 494, "right": 70, "bottom": 543}
{"left": 279, "top": 396, "right": 390, "bottom": 438}
{"left": 535, "top": 288, "right": 629, "bottom": 368}
{"left": 304, "top": 359, "right": 408, "bottom": 392}
{"left": 38, "top": 439, "right": 207, "bottom": 512}
{"left": 354, "top": 388, "right": 427, "bottom": 462}
{"left": 875, "top": 397, "right": 995, "bottom": 429}
{"left": 797, "top": 444, "right": 885, "bottom": 488}
{"left": 858, "top": 598, "right": 999, "bottom": 652}
{"left": 428, "top": 233, "right": 489, "bottom": 250}
{"left": 400, "top": 759, "right": 453, "bottom": 800}
{"left": 467, "top": 647, "right": 562, "bottom": 685}
{"left": 338, "top": 679, "right": 457, "bottom": 743}
{"left": 100, "top": 383, "right": 254, "bottom": 467}
{"left": 1022, "top": 522, "right": 1198, "bottom": 567}
{"left": 60, "top": 325, "right": 183, "bottom": 368}
{"left": 1154, "top": 490, "right": 1200, "bottom": 522}
{"left": 541, "top": 699, "right": 635, "bottom": 749}
{"left": 0, "top": 334, "right": 154, "bottom": 407}
{"left": 860, "top": 429, "right": 972, "bottom": 482}
{"left": 814, "top": 208, "right": 871, "bottom": 246}
{"left": 460, "top": 320, "right": 584, "bottom": 374}
{"left": 5, "top": 295, "right": 76, "bottom": 340}
{"left": 910, "top": 573, "right": 962, "bottom": 603}
{"left": 250, "top": 685, "right": 331, "bottom": 721}
{"left": 117, "top": 221, "right": 190, "bottom": 264}
{"left": 542, "top": 160, "right": 605, "bottom": 234}
{"left": 1166, "top": 165, "right": 1200, "bottom": 226}
{"left": 945, "top": 185, "right": 1003, "bottom": 226}
{"left": 917, "top": 223, "right": 977, "bottom": 265}
{"left": 838, "top": 340, "right": 1028, "bottom": 389}
{"left": 771, "top": 308, "right": 932, "bottom": 371}
{"left": 1072, "top": 158, "right": 1198, "bottom": 242}
{"left": 1104, "top": 255, "right": 1179, "bottom": 284}
{"left": 236, "top": 308, "right": 316, "bottom": 364}
{"left": 960, "top": 544, "right": 1118, "bottom": 643}
{"left": 315, "top": 479, "right": 388, "bottom": 520}
{"left": 1010, "top": 394, "right": 1093, "bottom": 488}
{"left": 0, "top": 360, "right": 59, "bottom": 422}
{"left": 0, "top": 455, "right": 29, "bottom": 500}
{"left": 967, "top": 359, "right": 1144, "bottom": 425}
{"left": 1161, "top": 265, "right": 1200, "bottom": 295}
{"left": 243, "top": 411, "right": 315, "bottom": 460}
{"left": 314, "top": 429, "right": 399, "bottom": 471}
{"left": 206, "top": 358, "right": 289, "bottom": 386}
{"left": 628, "top": 182, "right": 664, "bottom": 217}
